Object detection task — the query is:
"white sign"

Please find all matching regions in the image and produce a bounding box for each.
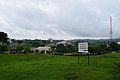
[78,43,88,53]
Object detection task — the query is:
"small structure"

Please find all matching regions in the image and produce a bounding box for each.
[32,46,51,54]
[9,43,17,53]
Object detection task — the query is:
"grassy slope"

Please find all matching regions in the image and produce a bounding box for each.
[0,53,120,80]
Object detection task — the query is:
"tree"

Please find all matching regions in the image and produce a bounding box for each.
[0,32,9,43]
[56,44,66,53]
[21,43,32,53]
[16,44,24,52]
[109,42,120,51]
[0,44,8,53]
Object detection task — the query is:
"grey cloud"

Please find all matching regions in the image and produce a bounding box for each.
[0,0,120,39]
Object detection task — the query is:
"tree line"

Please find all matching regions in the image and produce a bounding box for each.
[0,31,120,54]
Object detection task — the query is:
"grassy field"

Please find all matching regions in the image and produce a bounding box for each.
[0,53,120,80]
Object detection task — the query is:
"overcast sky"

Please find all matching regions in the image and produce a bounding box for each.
[0,0,120,40]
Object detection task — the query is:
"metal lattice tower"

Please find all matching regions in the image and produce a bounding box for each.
[110,16,113,40]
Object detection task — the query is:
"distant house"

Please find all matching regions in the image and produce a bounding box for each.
[9,44,17,49]
[56,41,71,46]
[9,43,17,53]
[32,46,51,54]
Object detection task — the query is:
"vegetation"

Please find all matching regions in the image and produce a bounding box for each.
[0,31,118,54]
[0,44,8,53]
[0,32,9,44]
[0,53,120,80]
[88,42,120,55]
[56,44,77,53]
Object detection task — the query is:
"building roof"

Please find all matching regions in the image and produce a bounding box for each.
[56,41,71,45]
[36,47,51,51]
[117,42,120,45]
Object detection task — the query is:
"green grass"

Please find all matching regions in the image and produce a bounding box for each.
[0,53,120,80]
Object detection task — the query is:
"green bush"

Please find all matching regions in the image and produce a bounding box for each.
[0,44,8,53]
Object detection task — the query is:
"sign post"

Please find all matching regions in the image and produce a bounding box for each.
[78,43,89,64]
[78,52,80,64]
[87,53,89,66]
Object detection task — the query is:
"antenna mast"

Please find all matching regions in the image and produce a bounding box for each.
[110,16,113,40]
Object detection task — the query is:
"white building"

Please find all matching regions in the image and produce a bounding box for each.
[117,42,120,45]
[32,46,51,54]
